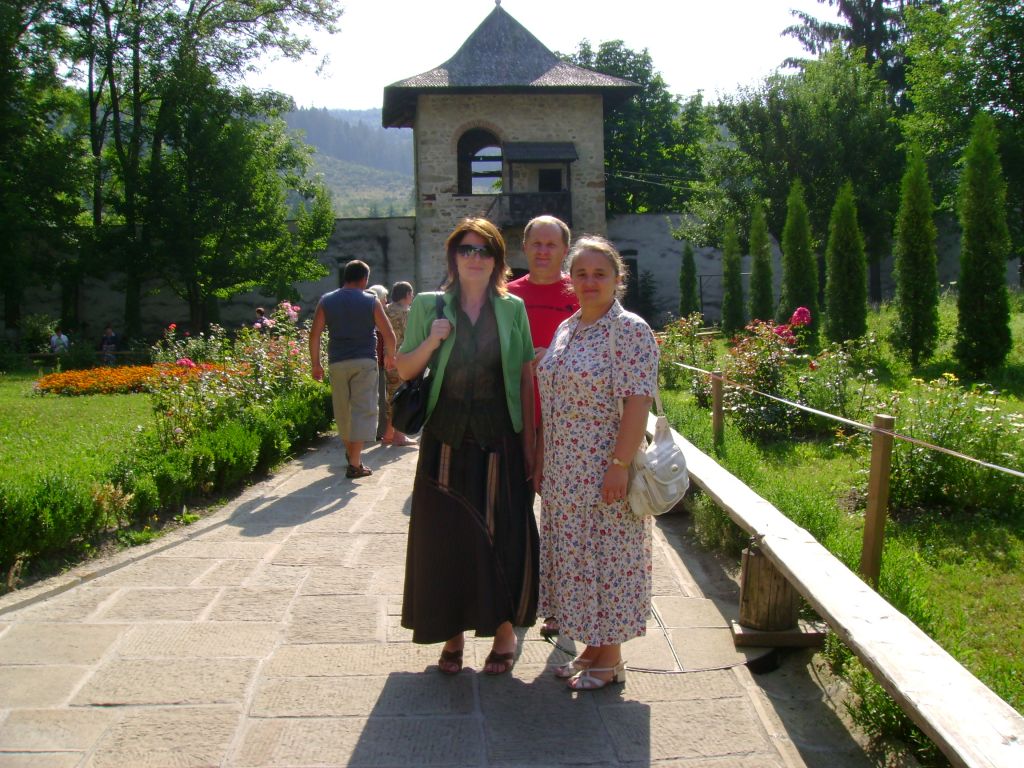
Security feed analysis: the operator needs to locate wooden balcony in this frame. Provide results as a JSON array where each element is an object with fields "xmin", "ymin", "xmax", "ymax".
[{"xmin": 489, "ymin": 191, "xmax": 572, "ymax": 228}]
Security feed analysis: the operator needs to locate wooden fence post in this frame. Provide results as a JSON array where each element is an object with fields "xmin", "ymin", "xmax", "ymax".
[
  {"xmin": 711, "ymin": 370, "xmax": 724, "ymax": 447},
  {"xmin": 860, "ymin": 413, "xmax": 896, "ymax": 587}
]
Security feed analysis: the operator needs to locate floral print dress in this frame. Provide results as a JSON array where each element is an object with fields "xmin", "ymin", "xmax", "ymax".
[{"xmin": 536, "ymin": 301, "xmax": 659, "ymax": 646}]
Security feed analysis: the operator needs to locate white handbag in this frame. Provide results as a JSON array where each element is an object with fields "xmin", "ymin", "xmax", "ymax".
[{"xmin": 608, "ymin": 315, "xmax": 689, "ymax": 517}]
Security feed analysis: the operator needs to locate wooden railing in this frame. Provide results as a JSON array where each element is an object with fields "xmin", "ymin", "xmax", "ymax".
[{"xmin": 650, "ymin": 411, "xmax": 1024, "ymax": 768}]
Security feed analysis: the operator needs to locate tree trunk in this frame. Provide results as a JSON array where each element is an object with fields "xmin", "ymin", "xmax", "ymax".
[
  {"xmin": 123, "ymin": 272, "xmax": 142, "ymax": 341},
  {"xmin": 869, "ymin": 257, "xmax": 882, "ymax": 305},
  {"xmin": 3, "ymin": 281, "xmax": 21, "ymax": 332}
]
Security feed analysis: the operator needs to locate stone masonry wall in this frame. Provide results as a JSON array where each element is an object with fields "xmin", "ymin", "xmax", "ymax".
[{"xmin": 412, "ymin": 93, "xmax": 607, "ymax": 287}]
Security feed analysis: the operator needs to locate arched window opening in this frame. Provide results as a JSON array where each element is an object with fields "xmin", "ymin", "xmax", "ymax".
[{"xmin": 458, "ymin": 129, "xmax": 503, "ymax": 195}]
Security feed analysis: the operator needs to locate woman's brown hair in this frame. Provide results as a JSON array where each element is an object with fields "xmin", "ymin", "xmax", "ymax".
[{"xmin": 442, "ymin": 218, "xmax": 510, "ymax": 295}]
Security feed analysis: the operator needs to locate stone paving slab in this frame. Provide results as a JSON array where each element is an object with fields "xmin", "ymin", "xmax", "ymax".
[
  {"xmin": 0, "ymin": 438, "xmax": 875, "ymax": 768},
  {"xmin": 206, "ymin": 586, "xmax": 298, "ymax": 622},
  {"xmin": 0, "ymin": 753, "xmax": 84, "ymax": 767},
  {"xmin": 250, "ymin": 672, "xmax": 476, "ymax": 717},
  {"xmin": 0, "ymin": 708, "xmax": 117, "ymax": 750},
  {"xmin": 3, "ymin": 588, "xmax": 119, "ymax": 623},
  {"xmin": 232, "ymin": 716, "xmax": 484, "ymax": 768},
  {"xmin": 118, "ymin": 623, "xmax": 281, "ymax": 658},
  {"xmin": 83, "ymin": 706, "xmax": 241, "ymax": 768},
  {"xmin": 95, "ymin": 587, "xmax": 221, "ymax": 622},
  {"xmin": 72, "ymin": 658, "xmax": 257, "ymax": 705},
  {"xmin": 0, "ymin": 624, "xmax": 125, "ymax": 665},
  {"xmin": 0, "ymin": 666, "xmax": 92, "ymax": 708},
  {"xmin": 194, "ymin": 560, "xmax": 264, "ymax": 587}
]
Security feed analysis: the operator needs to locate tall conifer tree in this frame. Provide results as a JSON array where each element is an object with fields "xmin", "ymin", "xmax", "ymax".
[
  {"xmin": 778, "ymin": 180, "xmax": 818, "ymax": 337},
  {"xmin": 824, "ymin": 181, "xmax": 868, "ymax": 342},
  {"xmin": 892, "ymin": 150, "xmax": 939, "ymax": 364},
  {"xmin": 720, "ymin": 218, "xmax": 746, "ymax": 336},
  {"xmin": 955, "ymin": 112, "xmax": 1011, "ymax": 376},
  {"xmin": 748, "ymin": 201, "xmax": 774, "ymax": 321},
  {"xmin": 679, "ymin": 242, "xmax": 699, "ymax": 316}
]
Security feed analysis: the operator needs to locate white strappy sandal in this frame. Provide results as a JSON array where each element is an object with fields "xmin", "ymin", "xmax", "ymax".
[
  {"xmin": 553, "ymin": 656, "xmax": 594, "ymax": 679},
  {"xmin": 567, "ymin": 660, "xmax": 626, "ymax": 691}
]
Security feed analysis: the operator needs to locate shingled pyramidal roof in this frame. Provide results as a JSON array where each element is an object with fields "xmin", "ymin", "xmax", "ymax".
[{"xmin": 382, "ymin": 2, "xmax": 639, "ymax": 127}]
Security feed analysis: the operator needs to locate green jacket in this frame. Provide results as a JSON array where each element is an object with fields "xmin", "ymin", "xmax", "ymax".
[{"xmin": 400, "ymin": 289, "xmax": 533, "ymax": 433}]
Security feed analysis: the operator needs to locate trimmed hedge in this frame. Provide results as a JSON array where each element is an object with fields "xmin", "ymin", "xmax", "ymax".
[{"xmin": 0, "ymin": 380, "xmax": 332, "ymax": 576}]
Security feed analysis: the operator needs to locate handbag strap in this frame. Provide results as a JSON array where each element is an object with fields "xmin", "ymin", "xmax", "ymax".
[
  {"xmin": 607, "ymin": 310, "xmax": 665, "ymax": 418},
  {"xmin": 421, "ymin": 293, "xmax": 446, "ymax": 374}
]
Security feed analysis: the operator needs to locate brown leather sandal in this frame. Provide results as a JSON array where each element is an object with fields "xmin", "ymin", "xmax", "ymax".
[
  {"xmin": 438, "ymin": 648, "xmax": 463, "ymax": 675},
  {"xmin": 483, "ymin": 650, "xmax": 515, "ymax": 675},
  {"xmin": 345, "ymin": 463, "xmax": 372, "ymax": 478}
]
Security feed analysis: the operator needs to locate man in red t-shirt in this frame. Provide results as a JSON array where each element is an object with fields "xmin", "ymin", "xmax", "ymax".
[
  {"xmin": 508, "ymin": 215, "xmax": 579, "ymax": 366},
  {"xmin": 508, "ymin": 215, "xmax": 579, "ymax": 639}
]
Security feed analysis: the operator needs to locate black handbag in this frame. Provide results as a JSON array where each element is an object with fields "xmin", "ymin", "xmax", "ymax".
[{"xmin": 390, "ymin": 294, "xmax": 445, "ymax": 435}]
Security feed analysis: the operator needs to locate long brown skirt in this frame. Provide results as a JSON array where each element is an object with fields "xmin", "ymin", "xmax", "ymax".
[{"xmin": 401, "ymin": 428, "xmax": 538, "ymax": 644}]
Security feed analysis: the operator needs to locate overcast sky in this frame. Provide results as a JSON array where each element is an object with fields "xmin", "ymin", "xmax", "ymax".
[{"xmin": 243, "ymin": 0, "xmax": 841, "ymax": 110}]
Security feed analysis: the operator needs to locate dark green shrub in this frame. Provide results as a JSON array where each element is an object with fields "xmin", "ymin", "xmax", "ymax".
[
  {"xmin": 63, "ymin": 343, "xmax": 99, "ymax": 371},
  {"xmin": 748, "ymin": 201, "xmax": 774, "ymax": 322},
  {"xmin": 720, "ymin": 218, "xmax": 745, "ymax": 336},
  {"xmin": 955, "ymin": 112, "xmax": 1012, "ymax": 376},
  {"xmin": 823, "ymin": 181, "xmax": 868, "ymax": 343},
  {"xmin": 0, "ymin": 472, "xmax": 103, "ymax": 568},
  {"xmin": 679, "ymin": 242, "xmax": 699, "ymax": 316},
  {"xmin": 778, "ymin": 179, "xmax": 819, "ymax": 343},
  {"xmin": 891, "ymin": 150, "xmax": 939, "ymax": 365},
  {"xmin": 195, "ymin": 421, "xmax": 260, "ymax": 490}
]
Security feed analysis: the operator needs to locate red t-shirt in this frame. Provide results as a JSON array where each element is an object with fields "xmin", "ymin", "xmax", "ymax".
[
  {"xmin": 508, "ymin": 274, "xmax": 579, "ymax": 426},
  {"xmin": 507, "ymin": 274, "xmax": 579, "ymax": 348}
]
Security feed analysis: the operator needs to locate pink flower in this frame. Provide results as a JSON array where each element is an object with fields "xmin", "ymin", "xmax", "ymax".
[
  {"xmin": 175, "ymin": 357, "xmax": 196, "ymax": 368},
  {"xmin": 790, "ymin": 307, "xmax": 811, "ymax": 327},
  {"xmin": 168, "ymin": 323, "xmax": 177, "ymax": 331},
  {"xmin": 184, "ymin": 331, "xmax": 190, "ymax": 337}
]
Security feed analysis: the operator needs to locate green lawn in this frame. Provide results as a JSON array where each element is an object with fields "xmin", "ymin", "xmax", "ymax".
[
  {"xmin": 664, "ymin": 386, "xmax": 1024, "ymax": 720},
  {"xmin": 0, "ymin": 372, "xmax": 154, "ymax": 484}
]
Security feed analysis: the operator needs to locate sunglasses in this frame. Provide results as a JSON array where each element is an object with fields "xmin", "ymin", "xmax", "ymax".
[{"xmin": 455, "ymin": 244, "xmax": 494, "ymax": 259}]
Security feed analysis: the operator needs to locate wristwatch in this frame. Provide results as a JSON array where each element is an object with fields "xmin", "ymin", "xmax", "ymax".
[{"xmin": 610, "ymin": 456, "xmax": 628, "ymax": 468}]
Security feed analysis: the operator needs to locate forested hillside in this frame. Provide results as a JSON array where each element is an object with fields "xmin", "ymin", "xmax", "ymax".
[{"xmin": 285, "ymin": 108, "xmax": 414, "ymax": 217}]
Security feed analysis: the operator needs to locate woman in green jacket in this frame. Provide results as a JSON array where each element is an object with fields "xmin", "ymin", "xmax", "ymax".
[{"xmin": 397, "ymin": 217, "xmax": 538, "ymax": 676}]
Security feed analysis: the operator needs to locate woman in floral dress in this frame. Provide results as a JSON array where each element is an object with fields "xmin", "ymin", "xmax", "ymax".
[{"xmin": 535, "ymin": 235, "xmax": 659, "ymax": 691}]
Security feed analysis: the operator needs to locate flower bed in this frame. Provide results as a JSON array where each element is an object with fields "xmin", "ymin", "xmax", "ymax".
[
  {"xmin": 34, "ymin": 362, "xmax": 230, "ymax": 396},
  {"xmin": 2, "ymin": 302, "xmax": 331, "ymax": 583}
]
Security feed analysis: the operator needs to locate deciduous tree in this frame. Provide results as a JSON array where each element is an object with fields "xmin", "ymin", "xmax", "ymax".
[
  {"xmin": 147, "ymin": 60, "xmax": 332, "ymax": 331},
  {"xmin": 903, "ymin": 0, "xmax": 1023, "ymax": 277},
  {"xmin": 563, "ymin": 40, "xmax": 711, "ymax": 214},
  {"xmin": 0, "ymin": 0, "xmax": 87, "ymax": 331},
  {"xmin": 699, "ymin": 48, "xmax": 900, "ymax": 302}
]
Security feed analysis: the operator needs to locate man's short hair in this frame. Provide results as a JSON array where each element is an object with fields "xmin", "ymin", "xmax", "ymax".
[
  {"xmin": 343, "ymin": 260, "xmax": 370, "ymax": 284},
  {"xmin": 391, "ymin": 281, "xmax": 413, "ymax": 302},
  {"xmin": 523, "ymin": 215, "xmax": 571, "ymax": 248}
]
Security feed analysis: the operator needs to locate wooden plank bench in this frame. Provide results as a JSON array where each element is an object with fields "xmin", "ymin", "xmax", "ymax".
[{"xmin": 650, "ymin": 413, "xmax": 1024, "ymax": 768}]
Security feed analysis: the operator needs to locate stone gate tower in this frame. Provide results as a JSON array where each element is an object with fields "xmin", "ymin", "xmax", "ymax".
[{"xmin": 382, "ymin": 1, "xmax": 638, "ymax": 288}]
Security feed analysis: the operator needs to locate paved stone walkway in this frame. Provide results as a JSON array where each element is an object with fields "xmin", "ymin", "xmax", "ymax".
[{"xmin": 0, "ymin": 438, "xmax": 875, "ymax": 767}]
